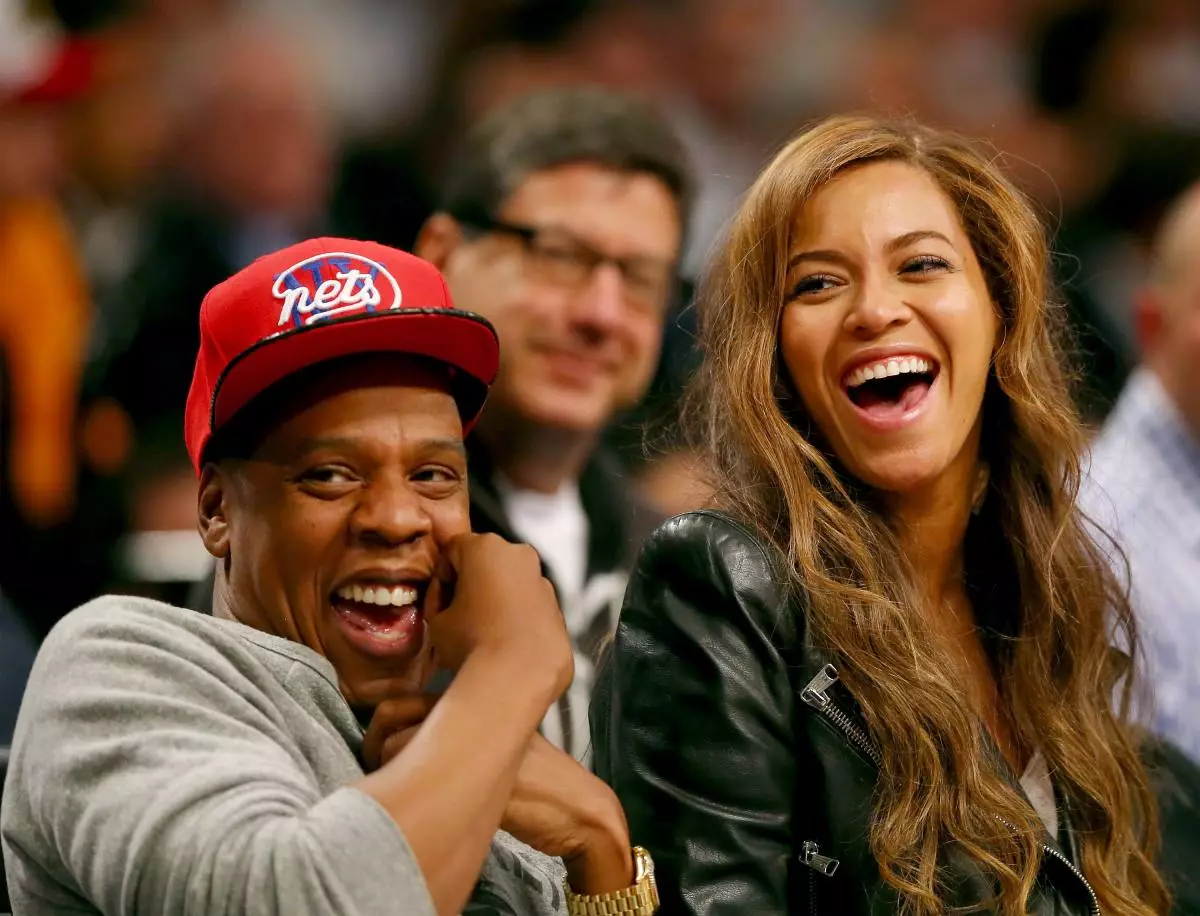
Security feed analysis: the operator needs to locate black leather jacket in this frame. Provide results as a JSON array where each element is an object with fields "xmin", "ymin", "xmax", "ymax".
[{"xmin": 591, "ymin": 511, "xmax": 1104, "ymax": 915}]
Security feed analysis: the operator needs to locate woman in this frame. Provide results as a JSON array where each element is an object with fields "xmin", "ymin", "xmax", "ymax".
[{"xmin": 590, "ymin": 115, "xmax": 1169, "ymax": 915}]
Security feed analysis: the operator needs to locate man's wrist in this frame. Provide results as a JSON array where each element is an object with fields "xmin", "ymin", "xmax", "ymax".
[
  {"xmin": 564, "ymin": 846, "xmax": 658, "ymax": 915},
  {"xmin": 565, "ymin": 829, "xmax": 634, "ymax": 895},
  {"xmin": 462, "ymin": 643, "xmax": 569, "ymax": 713}
]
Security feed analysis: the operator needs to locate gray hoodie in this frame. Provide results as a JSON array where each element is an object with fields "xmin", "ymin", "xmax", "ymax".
[{"xmin": 0, "ymin": 596, "xmax": 566, "ymax": 915}]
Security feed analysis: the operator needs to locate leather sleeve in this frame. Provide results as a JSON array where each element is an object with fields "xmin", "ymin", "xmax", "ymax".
[{"xmin": 590, "ymin": 511, "xmax": 801, "ymax": 915}]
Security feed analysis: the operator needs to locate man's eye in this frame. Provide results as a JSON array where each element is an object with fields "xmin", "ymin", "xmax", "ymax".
[
  {"xmin": 412, "ymin": 467, "xmax": 459, "ymax": 484},
  {"xmin": 302, "ymin": 467, "xmax": 354, "ymax": 485},
  {"xmin": 532, "ymin": 243, "xmax": 587, "ymax": 274}
]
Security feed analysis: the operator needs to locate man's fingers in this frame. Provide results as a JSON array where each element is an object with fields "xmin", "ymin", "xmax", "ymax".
[
  {"xmin": 372, "ymin": 694, "xmax": 439, "ymax": 728},
  {"xmin": 361, "ymin": 695, "xmax": 440, "ymax": 770},
  {"xmin": 426, "ymin": 535, "xmax": 465, "ymax": 616}
]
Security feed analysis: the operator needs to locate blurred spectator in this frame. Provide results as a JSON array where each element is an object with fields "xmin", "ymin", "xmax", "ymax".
[
  {"xmin": 90, "ymin": 11, "xmax": 337, "ymax": 542},
  {"xmin": 0, "ymin": 0, "xmax": 93, "ymax": 529},
  {"xmin": 1093, "ymin": 0, "xmax": 1200, "ymax": 133},
  {"xmin": 414, "ymin": 86, "xmax": 692, "ymax": 761},
  {"xmin": 249, "ymin": 0, "xmax": 453, "ymax": 139},
  {"xmin": 64, "ymin": 13, "xmax": 174, "ymax": 311},
  {"xmin": 1054, "ymin": 129, "xmax": 1200, "ymax": 421},
  {"xmin": 0, "ymin": 1, "xmax": 124, "ymax": 632},
  {"xmin": 1081, "ymin": 180, "xmax": 1200, "ymax": 763},
  {"xmin": 640, "ymin": 0, "xmax": 782, "ymax": 276}
]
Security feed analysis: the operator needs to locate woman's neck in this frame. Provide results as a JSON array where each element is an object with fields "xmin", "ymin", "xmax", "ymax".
[
  {"xmin": 887, "ymin": 465, "xmax": 976, "ymax": 609},
  {"xmin": 885, "ymin": 452, "xmax": 1025, "ymax": 770}
]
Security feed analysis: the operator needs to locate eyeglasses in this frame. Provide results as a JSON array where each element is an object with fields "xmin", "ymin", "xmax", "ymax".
[{"xmin": 459, "ymin": 216, "xmax": 678, "ymax": 315}]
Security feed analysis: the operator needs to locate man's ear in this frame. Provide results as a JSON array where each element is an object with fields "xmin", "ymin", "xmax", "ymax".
[
  {"xmin": 1134, "ymin": 286, "xmax": 1167, "ymax": 360},
  {"xmin": 414, "ymin": 213, "xmax": 465, "ymax": 271},
  {"xmin": 197, "ymin": 463, "xmax": 233, "ymax": 560}
]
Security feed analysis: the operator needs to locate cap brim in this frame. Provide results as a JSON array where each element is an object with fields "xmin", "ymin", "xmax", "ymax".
[{"xmin": 210, "ymin": 308, "xmax": 499, "ymax": 445}]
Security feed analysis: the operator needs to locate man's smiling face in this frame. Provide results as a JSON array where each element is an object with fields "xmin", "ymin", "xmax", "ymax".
[{"xmin": 199, "ymin": 355, "xmax": 471, "ymax": 710}]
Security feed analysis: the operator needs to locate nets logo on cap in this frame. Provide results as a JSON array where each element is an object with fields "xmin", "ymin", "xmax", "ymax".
[{"xmin": 273, "ymin": 251, "xmax": 403, "ymax": 329}]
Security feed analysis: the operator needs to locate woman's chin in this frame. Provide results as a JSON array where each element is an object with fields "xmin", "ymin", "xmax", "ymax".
[{"xmin": 843, "ymin": 453, "xmax": 949, "ymax": 498}]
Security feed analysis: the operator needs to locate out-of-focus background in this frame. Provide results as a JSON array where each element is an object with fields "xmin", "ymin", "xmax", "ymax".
[{"xmin": 1, "ymin": 0, "xmax": 1198, "ymax": 699}]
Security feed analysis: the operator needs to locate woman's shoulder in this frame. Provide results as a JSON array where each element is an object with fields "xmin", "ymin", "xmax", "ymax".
[
  {"xmin": 640, "ymin": 509, "xmax": 778, "ymax": 566},
  {"xmin": 626, "ymin": 509, "xmax": 802, "ymax": 647}
]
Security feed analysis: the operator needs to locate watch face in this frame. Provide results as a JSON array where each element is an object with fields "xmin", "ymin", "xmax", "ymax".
[{"xmin": 634, "ymin": 847, "xmax": 659, "ymax": 906}]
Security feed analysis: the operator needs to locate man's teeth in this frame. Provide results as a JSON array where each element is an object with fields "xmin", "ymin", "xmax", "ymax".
[
  {"xmin": 846, "ymin": 357, "xmax": 932, "ymax": 388},
  {"xmin": 335, "ymin": 584, "xmax": 418, "ymax": 607}
]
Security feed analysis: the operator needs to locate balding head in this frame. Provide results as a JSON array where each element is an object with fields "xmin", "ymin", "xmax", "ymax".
[
  {"xmin": 166, "ymin": 14, "xmax": 333, "ymax": 223},
  {"xmin": 1150, "ymin": 182, "xmax": 1200, "ymax": 294},
  {"xmin": 1137, "ymin": 180, "xmax": 1200, "ymax": 439}
]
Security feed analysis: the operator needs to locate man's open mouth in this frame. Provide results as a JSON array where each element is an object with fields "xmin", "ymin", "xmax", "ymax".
[
  {"xmin": 843, "ymin": 355, "xmax": 939, "ymax": 422},
  {"xmin": 331, "ymin": 581, "xmax": 427, "ymax": 655}
]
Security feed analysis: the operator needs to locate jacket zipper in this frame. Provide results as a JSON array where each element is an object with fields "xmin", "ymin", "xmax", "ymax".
[
  {"xmin": 995, "ymin": 816, "xmax": 1101, "ymax": 916},
  {"xmin": 799, "ymin": 665, "xmax": 1101, "ymax": 916},
  {"xmin": 800, "ymin": 664, "xmax": 883, "ymax": 768},
  {"xmin": 801, "ymin": 839, "xmax": 839, "ymax": 876},
  {"xmin": 802, "ymin": 840, "xmax": 838, "ymax": 916}
]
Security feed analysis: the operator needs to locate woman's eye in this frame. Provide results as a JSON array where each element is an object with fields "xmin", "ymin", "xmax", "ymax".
[
  {"xmin": 901, "ymin": 255, "xmax": 951, "ymax": 275},
  {"xmin": 788, "ymin": 274, "xmax": 841, "ymax": 298}
]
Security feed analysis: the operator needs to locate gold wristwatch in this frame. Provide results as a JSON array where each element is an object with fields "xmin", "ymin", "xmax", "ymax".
[{"xmin": 564, "ymin": 846, "xmax": 659, "ymax": 915}]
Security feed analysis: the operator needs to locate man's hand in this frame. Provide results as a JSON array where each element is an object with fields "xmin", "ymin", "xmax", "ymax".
[
  {"xmin": 502, "ymin": 735, "xmax": 634, "ymax": 896},
  {"xmin": 361, "ymin": 694, "xmax": 438, "ymax": 771},
  {"xmin": 425, "ymin": 533, "xmax": 573, "ymax": 698}
]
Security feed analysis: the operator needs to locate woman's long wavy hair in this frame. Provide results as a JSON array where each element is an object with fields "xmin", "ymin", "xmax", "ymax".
[{"xmin": 688, "ymin": 114, "xmax": 1168, "ymax": 915}]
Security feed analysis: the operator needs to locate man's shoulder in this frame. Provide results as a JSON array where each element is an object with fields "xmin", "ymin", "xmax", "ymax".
[
  {"xmin": 46, "ymin": 594, "xmax": 222, "ymax": 650},
  {"xmin": 33, "ymin": 595, "xmax": 335, "ymax": 701}
]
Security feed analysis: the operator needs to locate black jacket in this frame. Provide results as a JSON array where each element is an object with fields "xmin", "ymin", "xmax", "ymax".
[{"xmin": 591, "ymin": 510, "xmax": 1109, "ymax": 915}]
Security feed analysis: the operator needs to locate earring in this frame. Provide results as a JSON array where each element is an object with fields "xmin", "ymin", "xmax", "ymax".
[{"xmin": 971, "ymin": 463, "xmax": 990, "ymax": 516}]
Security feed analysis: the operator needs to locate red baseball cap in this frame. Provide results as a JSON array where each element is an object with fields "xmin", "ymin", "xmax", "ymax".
[{"xmin": 184, "ymin": 238, "xmax": 499, "ymax": 474}]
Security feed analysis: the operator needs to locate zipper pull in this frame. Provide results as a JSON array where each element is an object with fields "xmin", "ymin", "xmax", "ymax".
[
  {"xmin": 801, "ymin": 664, "xmax": 839, "ymax": 710},
  {"xmin": 801, "ymin": 840, "xmax": 840, "ymax": 876}
]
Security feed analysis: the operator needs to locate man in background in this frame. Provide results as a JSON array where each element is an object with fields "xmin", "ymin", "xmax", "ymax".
[
  {"xmin": 414, "ymin": 86, "xmax": 692, "ymax": 761},
  {"xmin": 1082, "ymin": 179, "xmax": 1200, "ymax": 763}
]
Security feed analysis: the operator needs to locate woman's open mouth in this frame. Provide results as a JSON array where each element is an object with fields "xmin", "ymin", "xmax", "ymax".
[
  {"xmin": 331, "ymin": 581, "xmax": 427, "ymax": 658},
  {"xmin": 842, "ymin": 355, "xmax": 939, "ymax": 431}
]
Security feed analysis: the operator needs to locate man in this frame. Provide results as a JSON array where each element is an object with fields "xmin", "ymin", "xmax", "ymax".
[
  {"xmin": 1081, "ymin": 180, "xmax": 1200, "ymax": 763},
  {"xmin": 1, "ymin": 240, "xmax": 661, "ymax": 915},
  {"xmin": 414, "ymin": 86, "xmax": 692, "ymax": 761}
]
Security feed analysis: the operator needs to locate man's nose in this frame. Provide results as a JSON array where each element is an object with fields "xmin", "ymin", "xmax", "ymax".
[
  {"xmin": 347, "ymin": 475, "xmax": 432, "ymax": 547},
  {"xmin": 568, "ymin": 263, "xmax": 626, "ymax": 337}
]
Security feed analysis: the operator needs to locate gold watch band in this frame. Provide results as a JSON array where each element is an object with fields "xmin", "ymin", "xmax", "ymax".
[{"xmin": 563, "ymin": 846, "xmax": 659, "ymax": 915}]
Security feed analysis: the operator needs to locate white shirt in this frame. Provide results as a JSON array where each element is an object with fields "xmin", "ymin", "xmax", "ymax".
[
  {"xmin": 495, "ymin": 478, "xmax": 589, "ymax": 603},
  {"xmin": 1079, "ymin": 369, "xmax": 1200, "ymax": 762},
  {"xmin": 1019, "ymin": 750, "xmax": 1059, "ymax": 840},
  {"xmin": 496, "ymin": 478, "xmax": 626, "ymax": 764}
]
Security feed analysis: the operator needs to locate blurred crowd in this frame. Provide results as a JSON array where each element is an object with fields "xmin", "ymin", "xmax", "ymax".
[{"xmin": 2, "ymin": 0, "xmax": 1200, "ymax": 732}]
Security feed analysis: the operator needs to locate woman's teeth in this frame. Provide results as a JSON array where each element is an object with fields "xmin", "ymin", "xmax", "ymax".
[
  {"xmin": 846, "ymin": 356, "xmax": 932, "ymax": 388},
  {"xmin": 335, "ymin": 584, "xmax": 418, "ymax": 607}
]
